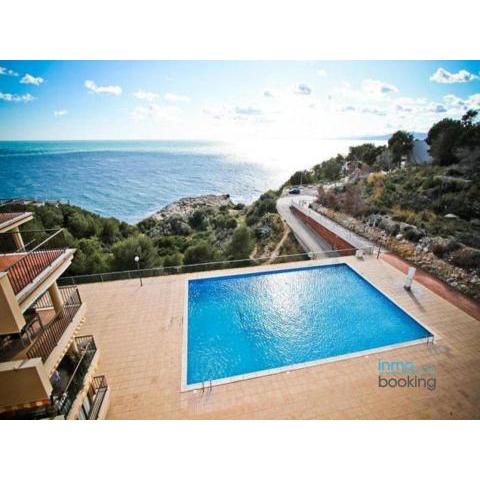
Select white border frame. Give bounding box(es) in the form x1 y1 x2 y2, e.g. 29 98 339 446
181 260 438 392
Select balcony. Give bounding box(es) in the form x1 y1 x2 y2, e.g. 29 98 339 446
51 336 98 418
86 375 109 420
0 229 74 303
0 336 100 420
0 286 84 367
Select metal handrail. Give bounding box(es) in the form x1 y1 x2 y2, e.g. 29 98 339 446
8 228 64 261
26 286 82 361
0 229 63 253
58 246 374 286
54 336 97 417
88 375 108 420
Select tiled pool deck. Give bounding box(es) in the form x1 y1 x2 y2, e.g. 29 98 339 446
77 256 480 419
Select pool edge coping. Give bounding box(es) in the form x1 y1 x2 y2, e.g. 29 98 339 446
180 259 439 393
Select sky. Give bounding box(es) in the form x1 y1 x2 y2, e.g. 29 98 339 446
0 60 479 141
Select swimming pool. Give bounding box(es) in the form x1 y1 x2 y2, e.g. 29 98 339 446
183 263 433 389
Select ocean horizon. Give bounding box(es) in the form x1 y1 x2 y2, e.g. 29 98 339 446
0 138 384 223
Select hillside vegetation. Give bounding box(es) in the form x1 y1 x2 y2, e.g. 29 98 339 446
290 110 480 298
4 189 291 276
4 110 478 296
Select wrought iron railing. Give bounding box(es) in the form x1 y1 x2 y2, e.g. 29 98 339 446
54 335 97 418
88 375 109 420
2 229 68 294
58 247 374 286
26 286 83 361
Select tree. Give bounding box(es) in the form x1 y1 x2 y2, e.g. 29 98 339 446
227 225 253 260
313 155 345 182
426 118 464 166
163 252 183 268
67 212 102 238
288 170 314 186
188 208 209 230
183 241 219 265
111 234 159 270
347 144 386 166
427 110 480 165
460 109 480 147
388 131 414 166
101 218 120 244
70 238 109 274
37 205 64 229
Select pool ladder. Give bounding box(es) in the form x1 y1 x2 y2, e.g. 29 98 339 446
201 379 213 395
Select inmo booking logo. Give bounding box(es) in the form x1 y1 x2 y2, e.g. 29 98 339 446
378 360 436 391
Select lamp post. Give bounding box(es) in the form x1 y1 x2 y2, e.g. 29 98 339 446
134 255 143 286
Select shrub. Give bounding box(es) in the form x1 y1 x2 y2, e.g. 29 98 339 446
163 253 183 268
111 234 159 270
227 226 254 260
183 241 219 265
188 209 209 230
450 247 480 269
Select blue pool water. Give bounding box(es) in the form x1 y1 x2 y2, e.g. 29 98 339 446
186 263 433 385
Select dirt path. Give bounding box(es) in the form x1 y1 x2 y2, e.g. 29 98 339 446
265 222 292 264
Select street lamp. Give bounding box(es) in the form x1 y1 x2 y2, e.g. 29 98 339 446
134 255 143 286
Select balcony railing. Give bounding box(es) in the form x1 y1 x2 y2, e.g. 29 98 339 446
26 286 83 362
88 375 109 420
1 229 68 294
53 335 97 418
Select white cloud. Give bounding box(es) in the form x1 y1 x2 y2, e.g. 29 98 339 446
133 90 159 102
427 103 447 113
443 94 466 107
164 92 190 103
0 66 18 77
442 93 480 111
430 68 477 84
466 93 480 109
54 110 68 117
131 104 180 122
234 106 263 115
317 69 327 77
394 96 427 113
0 92 35 103
203 104 269 123
202 107 226 120
84 80 122 95
20 73 44 86
362 79 399 97
293 83 312 95
360 107 387 116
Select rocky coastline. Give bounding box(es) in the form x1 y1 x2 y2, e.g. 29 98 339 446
146 194 233 222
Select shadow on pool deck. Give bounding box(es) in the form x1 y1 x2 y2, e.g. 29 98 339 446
381 252 480 322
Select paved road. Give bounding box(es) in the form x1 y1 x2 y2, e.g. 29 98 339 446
277 190 375 256
276 194 336 255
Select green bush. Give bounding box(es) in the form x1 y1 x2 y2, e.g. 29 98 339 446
188 208 209 230
227 226 254 260
163 252 183 268
111 234 159 270
183 241 219 265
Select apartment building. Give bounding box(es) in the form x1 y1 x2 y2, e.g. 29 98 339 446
0 206 109 419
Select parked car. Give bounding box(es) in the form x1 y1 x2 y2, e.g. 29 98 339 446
289 187 301 194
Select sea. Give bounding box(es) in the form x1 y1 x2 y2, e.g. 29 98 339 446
0 139 384 224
